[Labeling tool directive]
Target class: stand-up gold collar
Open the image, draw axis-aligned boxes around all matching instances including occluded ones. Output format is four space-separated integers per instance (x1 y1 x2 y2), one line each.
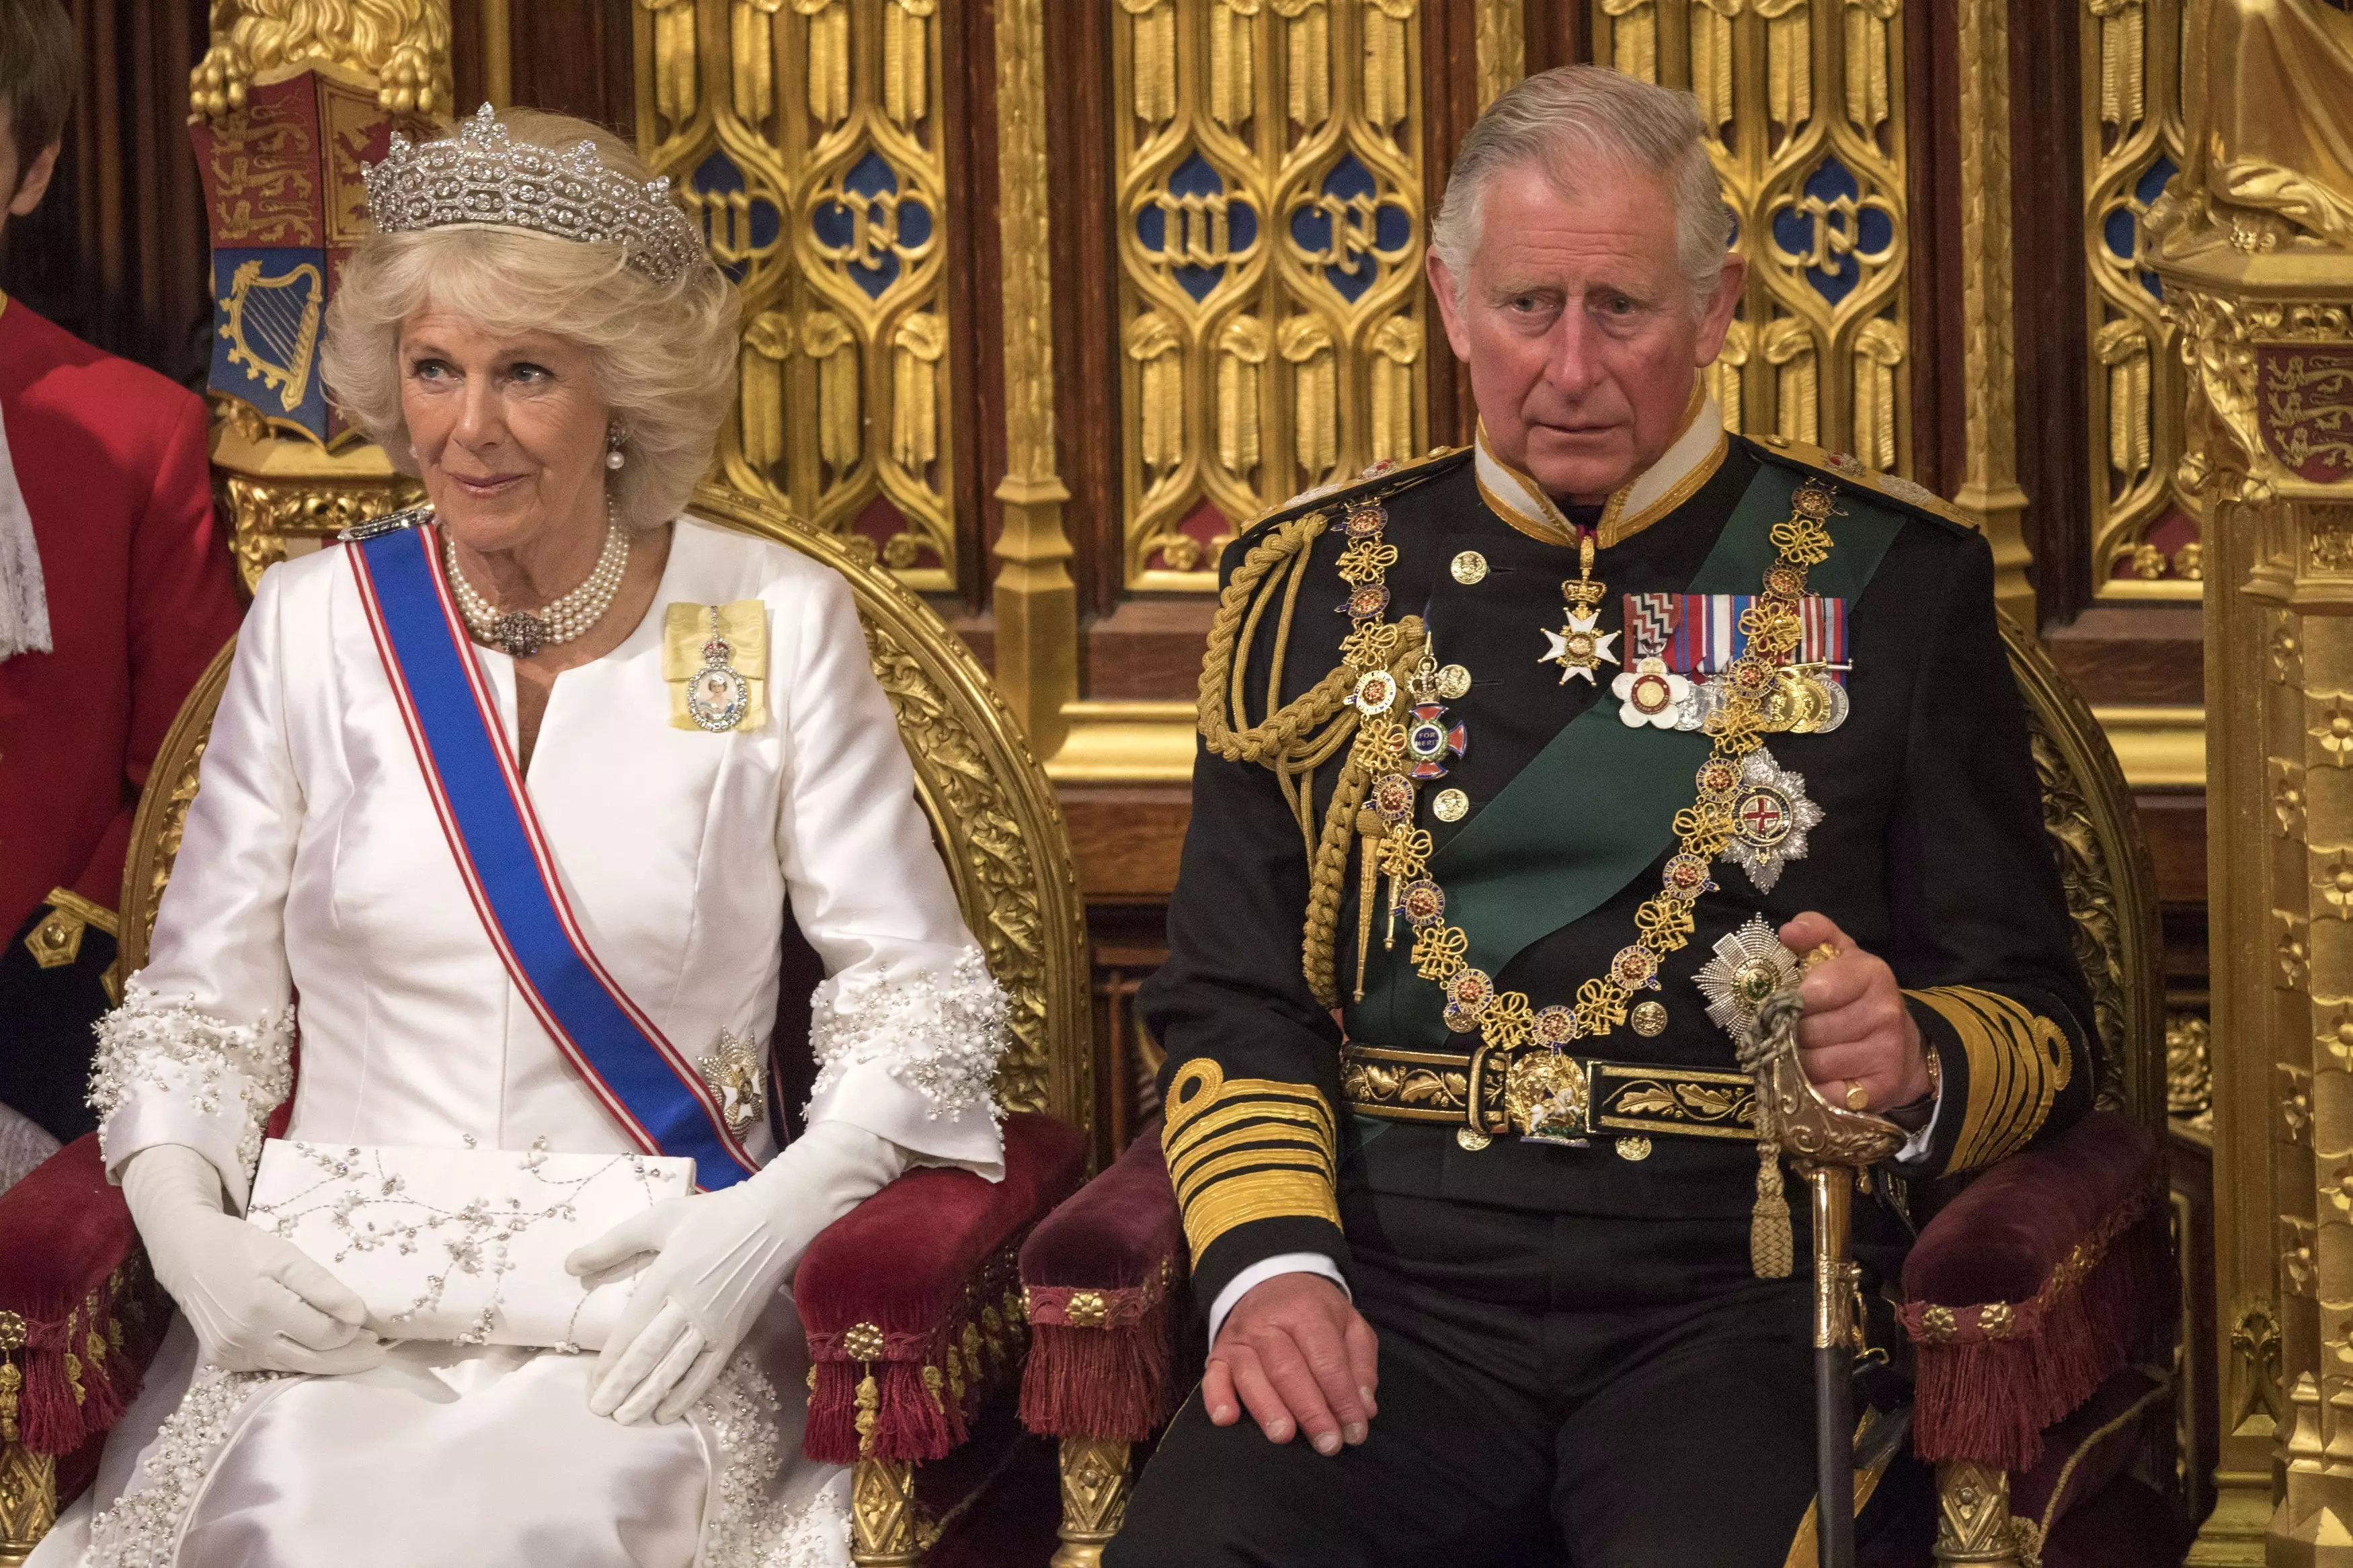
1474 383 1728 550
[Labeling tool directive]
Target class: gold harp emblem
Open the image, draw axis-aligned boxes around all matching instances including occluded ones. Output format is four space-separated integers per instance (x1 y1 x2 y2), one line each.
218 257 325 413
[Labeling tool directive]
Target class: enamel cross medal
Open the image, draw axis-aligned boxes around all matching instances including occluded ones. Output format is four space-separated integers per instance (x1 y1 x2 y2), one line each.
686 607 752 733
1539 532 1619 685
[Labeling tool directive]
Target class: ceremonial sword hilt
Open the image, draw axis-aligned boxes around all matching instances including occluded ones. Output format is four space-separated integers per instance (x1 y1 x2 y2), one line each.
1744 983 1905 1568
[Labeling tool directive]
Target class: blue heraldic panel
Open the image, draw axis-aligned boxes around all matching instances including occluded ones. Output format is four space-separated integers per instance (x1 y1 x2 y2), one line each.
210 245 332 442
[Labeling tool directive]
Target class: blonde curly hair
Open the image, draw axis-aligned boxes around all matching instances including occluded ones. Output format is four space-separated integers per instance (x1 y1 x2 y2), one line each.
321 109 739 530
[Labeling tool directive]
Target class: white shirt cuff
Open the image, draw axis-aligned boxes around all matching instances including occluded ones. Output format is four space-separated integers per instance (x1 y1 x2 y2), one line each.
1207 1253 1349 1346
1891 1067 1947 1168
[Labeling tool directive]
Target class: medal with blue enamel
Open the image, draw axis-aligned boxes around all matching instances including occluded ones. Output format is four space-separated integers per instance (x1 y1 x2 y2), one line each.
1398 657 1468 779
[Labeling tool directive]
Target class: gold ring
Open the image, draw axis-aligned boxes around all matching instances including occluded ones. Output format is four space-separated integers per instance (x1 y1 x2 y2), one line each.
1843 1083 1869 1110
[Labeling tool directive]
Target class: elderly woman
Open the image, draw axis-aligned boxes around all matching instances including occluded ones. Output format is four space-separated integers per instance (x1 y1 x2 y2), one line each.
31 109 1006 1568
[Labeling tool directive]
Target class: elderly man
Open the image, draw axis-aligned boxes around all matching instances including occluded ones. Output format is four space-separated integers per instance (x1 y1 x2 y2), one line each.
1108 67 2093 1567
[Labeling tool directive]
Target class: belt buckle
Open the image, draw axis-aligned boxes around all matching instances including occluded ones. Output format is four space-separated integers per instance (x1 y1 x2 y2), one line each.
1509 1049 1592 1148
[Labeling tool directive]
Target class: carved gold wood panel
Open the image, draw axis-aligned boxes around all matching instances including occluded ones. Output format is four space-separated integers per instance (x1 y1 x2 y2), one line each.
2081 0 2198 599
1113 0 1431 590
1591 0 1912 479
635 0 959 591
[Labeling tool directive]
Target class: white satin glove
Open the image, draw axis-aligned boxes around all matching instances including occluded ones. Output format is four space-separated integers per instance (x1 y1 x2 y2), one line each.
566 1120 905 1425
121 1143 386 1376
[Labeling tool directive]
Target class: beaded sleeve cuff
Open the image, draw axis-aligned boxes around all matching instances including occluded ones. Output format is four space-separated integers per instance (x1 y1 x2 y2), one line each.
87 983 296 1186
806 948 1009 1122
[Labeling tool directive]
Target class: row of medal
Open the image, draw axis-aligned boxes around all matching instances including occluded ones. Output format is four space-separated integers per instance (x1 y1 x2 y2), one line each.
1445 548 1856 736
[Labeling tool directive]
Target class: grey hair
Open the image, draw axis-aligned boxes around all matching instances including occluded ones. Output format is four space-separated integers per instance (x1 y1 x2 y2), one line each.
321 110 739 532
1430 66 1733 315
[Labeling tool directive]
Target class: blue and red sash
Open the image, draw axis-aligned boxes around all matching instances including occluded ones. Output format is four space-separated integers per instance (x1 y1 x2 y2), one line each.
348 521 758 1190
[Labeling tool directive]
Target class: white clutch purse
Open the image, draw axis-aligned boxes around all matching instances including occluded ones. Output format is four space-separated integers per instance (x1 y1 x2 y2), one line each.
245 1139 696 1350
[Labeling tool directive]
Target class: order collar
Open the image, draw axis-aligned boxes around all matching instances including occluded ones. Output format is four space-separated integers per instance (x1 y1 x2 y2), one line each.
1474 382 1728 550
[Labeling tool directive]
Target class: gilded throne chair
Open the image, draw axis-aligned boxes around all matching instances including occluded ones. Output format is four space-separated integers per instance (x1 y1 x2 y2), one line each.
0 481 1099 1568
1016 615 2185 1568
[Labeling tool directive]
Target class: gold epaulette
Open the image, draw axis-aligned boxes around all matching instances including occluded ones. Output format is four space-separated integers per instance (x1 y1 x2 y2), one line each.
1903 985 2074 1171
1743 434 1981 536
1197 446 1467 765
1162 1058 1341 1262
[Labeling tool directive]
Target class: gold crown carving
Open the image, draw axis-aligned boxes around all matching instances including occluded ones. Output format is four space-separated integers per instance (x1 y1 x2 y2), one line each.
363 104 706 286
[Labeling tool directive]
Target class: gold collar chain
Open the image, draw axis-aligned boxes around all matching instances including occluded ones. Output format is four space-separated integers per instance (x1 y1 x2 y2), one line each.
1342 478 1844 1149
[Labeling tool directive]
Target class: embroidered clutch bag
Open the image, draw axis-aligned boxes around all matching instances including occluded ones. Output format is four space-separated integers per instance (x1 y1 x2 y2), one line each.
245 1139 696 1350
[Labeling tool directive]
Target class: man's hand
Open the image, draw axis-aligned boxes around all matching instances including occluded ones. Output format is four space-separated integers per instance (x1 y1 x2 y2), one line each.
1204 1272 1378 1456
1778 911 1931 1113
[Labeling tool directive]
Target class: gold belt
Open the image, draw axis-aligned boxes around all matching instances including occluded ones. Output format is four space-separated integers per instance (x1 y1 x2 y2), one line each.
1341 1042 1758 1146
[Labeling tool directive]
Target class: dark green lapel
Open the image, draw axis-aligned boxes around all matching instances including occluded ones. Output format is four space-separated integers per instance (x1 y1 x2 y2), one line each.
1349 460 1903 1046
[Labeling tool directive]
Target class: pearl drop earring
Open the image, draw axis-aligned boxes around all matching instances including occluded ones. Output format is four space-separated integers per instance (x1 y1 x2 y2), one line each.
606 446 626 470
606 424 628 470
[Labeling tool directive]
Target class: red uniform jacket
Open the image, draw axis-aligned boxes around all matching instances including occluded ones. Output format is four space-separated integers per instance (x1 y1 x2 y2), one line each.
0 296 242 939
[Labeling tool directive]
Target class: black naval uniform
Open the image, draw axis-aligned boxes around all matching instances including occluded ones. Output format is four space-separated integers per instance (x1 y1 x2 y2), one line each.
1107 432 2098 1568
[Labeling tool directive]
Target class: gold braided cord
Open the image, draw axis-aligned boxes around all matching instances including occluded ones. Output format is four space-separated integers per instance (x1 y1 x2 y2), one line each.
1192 458 1459 1009
1197 513 1360 766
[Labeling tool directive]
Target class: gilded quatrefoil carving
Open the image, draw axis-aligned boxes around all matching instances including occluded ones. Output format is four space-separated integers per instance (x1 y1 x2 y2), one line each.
2311 697 2353 768
2319 1005 2353 1071
2276 762 2309 837
2317 853 2353 920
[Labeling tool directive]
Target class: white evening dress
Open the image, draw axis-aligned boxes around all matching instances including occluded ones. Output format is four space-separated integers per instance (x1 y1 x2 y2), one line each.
30 516 1010 1568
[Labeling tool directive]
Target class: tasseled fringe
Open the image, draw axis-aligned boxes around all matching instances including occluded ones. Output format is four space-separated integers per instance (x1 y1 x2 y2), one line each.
801 1245 1029 1467
17 1257 167 1457
1907 1192 2171 1473
1019 1288 1177 1442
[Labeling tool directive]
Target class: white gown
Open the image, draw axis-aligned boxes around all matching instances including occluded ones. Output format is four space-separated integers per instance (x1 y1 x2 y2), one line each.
34 516 1009 1568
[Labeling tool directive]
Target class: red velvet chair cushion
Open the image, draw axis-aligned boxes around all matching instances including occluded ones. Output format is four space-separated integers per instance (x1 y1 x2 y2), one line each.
0 1134 165 1458
1018 1117 1185 1442
1899 1110 2172 1471
794 1112 1087 1464
2007 1364 2169 1546
1903 1110 2158 1309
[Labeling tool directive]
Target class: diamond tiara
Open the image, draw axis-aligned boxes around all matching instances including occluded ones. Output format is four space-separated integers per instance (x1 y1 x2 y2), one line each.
363 104 707 286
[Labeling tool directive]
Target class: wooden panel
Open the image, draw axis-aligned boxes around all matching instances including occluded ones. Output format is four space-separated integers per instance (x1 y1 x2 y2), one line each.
2008 0 2096 624
1084 599 1213 699
1043 0 1125 620
1063 784 1191 902
2044 606 2204 706
505 0 637 130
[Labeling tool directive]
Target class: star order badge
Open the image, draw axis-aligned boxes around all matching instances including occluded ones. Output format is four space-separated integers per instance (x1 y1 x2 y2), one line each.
1721 747 1824 893
697 1029 767 1137
1696 915 1804 1049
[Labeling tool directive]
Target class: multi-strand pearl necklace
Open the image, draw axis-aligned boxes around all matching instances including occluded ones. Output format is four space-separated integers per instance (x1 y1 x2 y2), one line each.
444 508 631 657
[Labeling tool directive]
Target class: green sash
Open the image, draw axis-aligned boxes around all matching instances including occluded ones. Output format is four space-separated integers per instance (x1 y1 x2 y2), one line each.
1348 460 1902 1046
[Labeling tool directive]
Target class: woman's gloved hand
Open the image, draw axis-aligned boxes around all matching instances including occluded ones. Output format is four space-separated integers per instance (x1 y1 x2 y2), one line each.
566 1120 904 1424
120 1143 385 1375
